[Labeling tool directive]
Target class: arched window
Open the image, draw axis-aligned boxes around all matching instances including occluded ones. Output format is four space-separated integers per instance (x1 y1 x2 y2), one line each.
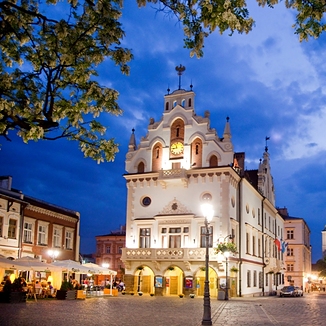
137 162 145 173
173 101 177 107
176 127 180 138
195 144 199 155
209 155 218 167
181 99 185 107
152 143 163 171
165 102 169 111
188 98 192 107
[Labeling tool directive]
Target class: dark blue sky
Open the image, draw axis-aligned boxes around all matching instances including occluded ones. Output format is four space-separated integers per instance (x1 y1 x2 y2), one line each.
1 2 326 262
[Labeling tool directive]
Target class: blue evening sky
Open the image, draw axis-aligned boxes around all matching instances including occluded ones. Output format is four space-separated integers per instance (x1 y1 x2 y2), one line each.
1 2 326 262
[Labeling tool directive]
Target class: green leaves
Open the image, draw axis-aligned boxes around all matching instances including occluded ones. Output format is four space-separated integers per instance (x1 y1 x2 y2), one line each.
0 0 132 162
137 0 255 58
214 241 238 254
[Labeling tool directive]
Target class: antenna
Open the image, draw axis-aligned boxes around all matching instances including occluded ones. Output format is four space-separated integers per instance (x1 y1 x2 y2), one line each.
175 64 186 90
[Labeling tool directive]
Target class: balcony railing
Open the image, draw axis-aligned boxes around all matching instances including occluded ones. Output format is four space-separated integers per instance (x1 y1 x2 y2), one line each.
122 247 219 261
158 169 188 180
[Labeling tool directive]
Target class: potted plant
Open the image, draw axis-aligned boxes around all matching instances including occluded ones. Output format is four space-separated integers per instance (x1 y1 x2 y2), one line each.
214 242 237 255
230 266 239 273
189 293 195 298
56 280 75 300
138 291 143 296
178 293 184 298
150 293 155 297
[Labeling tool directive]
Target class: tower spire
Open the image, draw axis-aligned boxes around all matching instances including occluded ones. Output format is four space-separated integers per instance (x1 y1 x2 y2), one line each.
175 64 186 90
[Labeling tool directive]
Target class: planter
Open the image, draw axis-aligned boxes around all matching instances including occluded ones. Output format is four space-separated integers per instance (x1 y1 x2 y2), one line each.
0 292 26 303
150 293 154 297
76 290 86 299
121 291 126 295
179 294 184 298
189 294 195 298
56 290 67 300
138 292 143 296
66 290 77 300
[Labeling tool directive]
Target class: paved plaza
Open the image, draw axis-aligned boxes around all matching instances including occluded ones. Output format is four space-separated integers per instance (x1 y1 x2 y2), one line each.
0 292 325 326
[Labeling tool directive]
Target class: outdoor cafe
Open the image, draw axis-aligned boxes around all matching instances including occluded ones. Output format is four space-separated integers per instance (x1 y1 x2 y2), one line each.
0 256 117 301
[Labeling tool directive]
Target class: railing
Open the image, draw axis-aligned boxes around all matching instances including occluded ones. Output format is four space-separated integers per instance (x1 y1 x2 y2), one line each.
158 169 188 180
122 247 219 261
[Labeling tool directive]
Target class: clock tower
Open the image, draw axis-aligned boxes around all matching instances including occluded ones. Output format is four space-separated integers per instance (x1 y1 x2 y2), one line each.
122 66 284 298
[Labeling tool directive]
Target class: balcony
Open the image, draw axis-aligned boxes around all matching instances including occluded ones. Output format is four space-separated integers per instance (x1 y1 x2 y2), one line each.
122 247 219 261
158 169 188 188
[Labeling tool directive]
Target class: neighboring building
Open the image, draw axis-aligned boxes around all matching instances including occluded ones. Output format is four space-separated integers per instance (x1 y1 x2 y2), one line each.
278 207 311 290
0 176 28 259
95 225 126 280
121 67 285 297
0 176 80 263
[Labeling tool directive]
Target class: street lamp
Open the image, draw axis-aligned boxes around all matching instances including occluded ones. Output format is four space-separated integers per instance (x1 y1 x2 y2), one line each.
201 203 214 326
48 249 59 262
224 251 230 300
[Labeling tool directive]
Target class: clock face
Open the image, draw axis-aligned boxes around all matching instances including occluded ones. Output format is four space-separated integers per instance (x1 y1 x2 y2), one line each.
171 142 184 155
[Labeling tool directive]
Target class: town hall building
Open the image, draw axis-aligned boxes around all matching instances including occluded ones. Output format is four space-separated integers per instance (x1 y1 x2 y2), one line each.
121 66 285 297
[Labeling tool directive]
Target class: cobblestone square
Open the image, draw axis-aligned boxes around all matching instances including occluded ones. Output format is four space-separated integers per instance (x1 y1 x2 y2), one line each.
1 292 325 326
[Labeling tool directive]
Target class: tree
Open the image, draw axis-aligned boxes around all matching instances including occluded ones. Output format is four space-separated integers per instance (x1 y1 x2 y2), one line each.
138 0 326 57
316 257 326 278
0 0 132 163
1 0 325 163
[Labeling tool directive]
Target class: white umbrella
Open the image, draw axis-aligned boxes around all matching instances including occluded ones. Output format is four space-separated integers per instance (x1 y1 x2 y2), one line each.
13 256 62 272
83 263 117 275
0 257 16 269
52 260 93 274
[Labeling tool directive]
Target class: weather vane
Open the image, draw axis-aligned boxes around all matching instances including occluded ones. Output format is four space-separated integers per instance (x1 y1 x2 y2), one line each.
175 64 186 90
265 136 270 152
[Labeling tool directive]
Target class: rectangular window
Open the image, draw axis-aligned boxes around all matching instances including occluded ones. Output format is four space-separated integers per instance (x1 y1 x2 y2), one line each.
287 248 294 256
265 273 269 286
169 235 181 248
200 226 213 248
247 271 251 287
258 238 261 257
253 270 257 287
23 222 32 243
8 219 17 239
53 228 61 248
118 246 122 254
259 272 263 288
0 216 3 237
65 231 73 250
246 233 249 253
287 264 294 272
106 246 111 254
252 236 256 256
287 230 294 239
139 228 151 248
38 225 46 245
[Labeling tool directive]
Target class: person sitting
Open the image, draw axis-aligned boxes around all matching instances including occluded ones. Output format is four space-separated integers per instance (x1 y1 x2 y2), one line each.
34 281 43 297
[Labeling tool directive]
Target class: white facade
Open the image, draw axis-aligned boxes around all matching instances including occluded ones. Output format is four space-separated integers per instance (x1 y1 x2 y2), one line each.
121 81 285 297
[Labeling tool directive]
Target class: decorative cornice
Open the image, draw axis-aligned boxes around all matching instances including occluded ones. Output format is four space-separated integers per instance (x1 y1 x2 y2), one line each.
26 205 78 223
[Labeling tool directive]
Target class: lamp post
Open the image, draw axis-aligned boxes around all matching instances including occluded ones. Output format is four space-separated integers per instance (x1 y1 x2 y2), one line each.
224 251 230 300
201 203 214 326
48 249 59 262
